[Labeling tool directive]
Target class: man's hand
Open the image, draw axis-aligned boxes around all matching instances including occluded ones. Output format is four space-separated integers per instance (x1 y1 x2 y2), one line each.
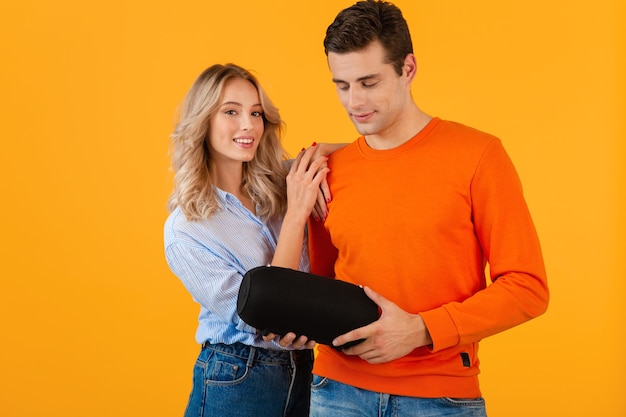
263 332 317 350
332 286 433 364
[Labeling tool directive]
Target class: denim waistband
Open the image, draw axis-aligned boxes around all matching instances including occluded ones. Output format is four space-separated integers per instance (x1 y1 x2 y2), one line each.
201 342 313 366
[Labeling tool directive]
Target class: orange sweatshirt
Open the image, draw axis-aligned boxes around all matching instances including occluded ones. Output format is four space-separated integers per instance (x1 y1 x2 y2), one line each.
308 118 549 398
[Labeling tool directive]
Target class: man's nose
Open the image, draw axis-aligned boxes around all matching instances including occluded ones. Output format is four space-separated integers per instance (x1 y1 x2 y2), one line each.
347 87 365 109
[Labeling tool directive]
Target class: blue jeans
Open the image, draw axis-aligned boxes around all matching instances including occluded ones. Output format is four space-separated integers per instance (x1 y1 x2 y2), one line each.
183 342 313 417
310 376 487 417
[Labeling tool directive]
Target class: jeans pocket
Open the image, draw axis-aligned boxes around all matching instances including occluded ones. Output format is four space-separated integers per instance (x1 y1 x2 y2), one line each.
203 351 249 386
311 375 328 390
441 397 486 408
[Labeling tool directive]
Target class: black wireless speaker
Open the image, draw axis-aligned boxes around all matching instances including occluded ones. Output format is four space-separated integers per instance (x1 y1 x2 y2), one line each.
237 265 380 349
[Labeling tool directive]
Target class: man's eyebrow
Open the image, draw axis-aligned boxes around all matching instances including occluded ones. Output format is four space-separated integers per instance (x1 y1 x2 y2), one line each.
332 73 381 84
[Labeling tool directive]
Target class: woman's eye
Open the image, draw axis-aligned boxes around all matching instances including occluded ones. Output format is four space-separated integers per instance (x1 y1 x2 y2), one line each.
252 111 263 117
225 109 237 115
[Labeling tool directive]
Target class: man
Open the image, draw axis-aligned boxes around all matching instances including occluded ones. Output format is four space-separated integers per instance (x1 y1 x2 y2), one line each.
307 1 549 416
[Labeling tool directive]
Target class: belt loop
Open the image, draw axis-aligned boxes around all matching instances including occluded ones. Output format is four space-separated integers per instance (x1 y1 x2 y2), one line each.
246 346 257 368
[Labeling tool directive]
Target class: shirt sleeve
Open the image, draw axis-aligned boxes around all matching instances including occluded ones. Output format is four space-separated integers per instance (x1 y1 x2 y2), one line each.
421 139 549 351
165 241 256 333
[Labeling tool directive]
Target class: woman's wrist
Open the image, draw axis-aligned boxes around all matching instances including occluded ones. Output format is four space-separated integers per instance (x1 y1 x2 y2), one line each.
282 209 309 229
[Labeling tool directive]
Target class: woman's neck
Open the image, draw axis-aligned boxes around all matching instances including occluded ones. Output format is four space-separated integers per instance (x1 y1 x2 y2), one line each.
212 162 255 214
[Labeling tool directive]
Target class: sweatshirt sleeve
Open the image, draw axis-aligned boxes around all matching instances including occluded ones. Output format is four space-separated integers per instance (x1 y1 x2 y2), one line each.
421 139 549 351
307 217 338 278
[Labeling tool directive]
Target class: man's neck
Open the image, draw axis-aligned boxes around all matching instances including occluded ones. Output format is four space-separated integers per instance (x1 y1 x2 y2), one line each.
364 106 432 150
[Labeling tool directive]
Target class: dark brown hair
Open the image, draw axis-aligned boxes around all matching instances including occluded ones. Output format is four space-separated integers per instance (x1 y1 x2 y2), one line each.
324 0 413 75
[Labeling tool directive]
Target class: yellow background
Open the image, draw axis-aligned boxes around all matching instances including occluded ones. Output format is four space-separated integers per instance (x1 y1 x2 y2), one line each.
1 0 624 416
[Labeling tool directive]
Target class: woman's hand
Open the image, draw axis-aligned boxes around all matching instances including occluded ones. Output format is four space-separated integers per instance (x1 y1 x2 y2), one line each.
263 332 317 350
271 146 329 269
304 142 347 220
270 143 338 269
285 145 330 222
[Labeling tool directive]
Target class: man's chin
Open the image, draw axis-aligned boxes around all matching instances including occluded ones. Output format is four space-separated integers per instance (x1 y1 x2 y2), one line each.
353 124 375 136
350 119 377 136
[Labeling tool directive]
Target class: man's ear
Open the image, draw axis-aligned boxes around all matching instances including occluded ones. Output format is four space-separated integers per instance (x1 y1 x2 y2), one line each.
403 53 418 83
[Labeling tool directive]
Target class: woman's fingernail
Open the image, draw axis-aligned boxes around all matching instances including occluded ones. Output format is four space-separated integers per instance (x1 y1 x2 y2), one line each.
312 141 317 146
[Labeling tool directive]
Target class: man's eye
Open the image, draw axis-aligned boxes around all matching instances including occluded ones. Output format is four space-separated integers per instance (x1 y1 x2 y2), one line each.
363 82 378 88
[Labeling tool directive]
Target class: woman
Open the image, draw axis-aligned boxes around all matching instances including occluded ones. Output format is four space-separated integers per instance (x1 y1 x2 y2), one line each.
164 63 330 417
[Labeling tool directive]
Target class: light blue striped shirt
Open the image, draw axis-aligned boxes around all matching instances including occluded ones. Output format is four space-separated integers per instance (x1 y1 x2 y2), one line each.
164 188 309 349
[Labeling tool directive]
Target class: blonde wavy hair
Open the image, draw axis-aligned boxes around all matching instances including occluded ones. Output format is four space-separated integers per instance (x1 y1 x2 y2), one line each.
167 63 289 221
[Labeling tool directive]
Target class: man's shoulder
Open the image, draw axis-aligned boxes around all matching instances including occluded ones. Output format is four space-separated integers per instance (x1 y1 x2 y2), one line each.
328 138 360 159
431 119 501 152
437 119 499 141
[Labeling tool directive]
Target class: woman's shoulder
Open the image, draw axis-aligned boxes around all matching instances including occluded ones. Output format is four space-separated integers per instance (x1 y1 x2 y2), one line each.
164 207 217 248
